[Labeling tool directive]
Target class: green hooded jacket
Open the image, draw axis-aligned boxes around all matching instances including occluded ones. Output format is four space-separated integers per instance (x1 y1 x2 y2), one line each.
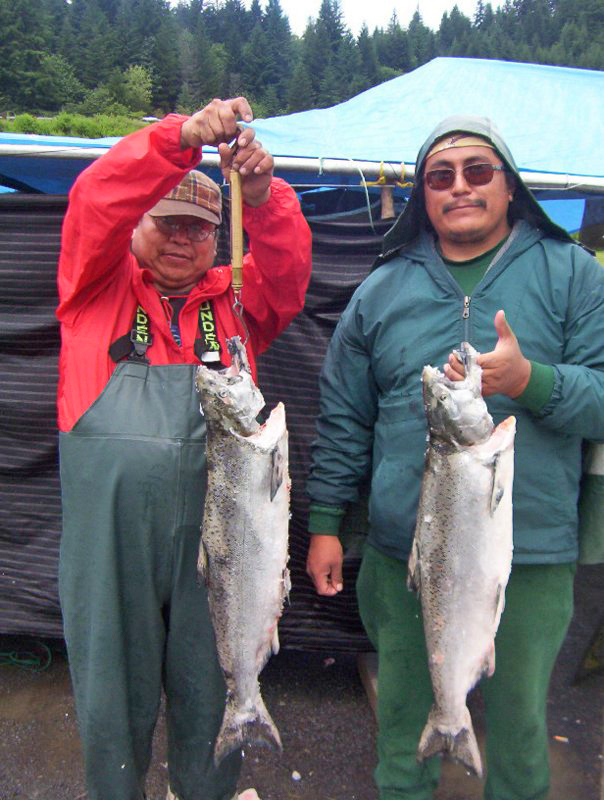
307 116 604 564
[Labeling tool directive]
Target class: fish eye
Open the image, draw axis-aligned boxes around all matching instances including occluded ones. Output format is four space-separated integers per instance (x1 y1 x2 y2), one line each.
439 393 448 401
218 389 229 398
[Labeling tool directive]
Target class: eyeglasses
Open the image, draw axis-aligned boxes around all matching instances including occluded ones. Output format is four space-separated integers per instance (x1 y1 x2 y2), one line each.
151 216 216 242
424 163 507 191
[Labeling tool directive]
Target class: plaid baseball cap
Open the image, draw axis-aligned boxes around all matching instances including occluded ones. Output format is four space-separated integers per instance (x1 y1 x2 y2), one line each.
148 170 222 225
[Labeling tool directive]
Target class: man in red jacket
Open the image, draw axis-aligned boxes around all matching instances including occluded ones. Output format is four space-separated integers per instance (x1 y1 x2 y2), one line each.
57 97 311 800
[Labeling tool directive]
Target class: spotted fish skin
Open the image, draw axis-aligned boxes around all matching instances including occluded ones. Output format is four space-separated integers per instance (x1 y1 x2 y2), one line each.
408 343 516 778
196 337 290 766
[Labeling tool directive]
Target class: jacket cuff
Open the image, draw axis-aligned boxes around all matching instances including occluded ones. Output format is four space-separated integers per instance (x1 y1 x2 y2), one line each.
515 361 555 413
242 178 296 225
308 504 345 535
148 114 201 168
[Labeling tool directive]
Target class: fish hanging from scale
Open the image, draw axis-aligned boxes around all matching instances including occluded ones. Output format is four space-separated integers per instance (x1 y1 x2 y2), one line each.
408 342 516 778
196 336 290 766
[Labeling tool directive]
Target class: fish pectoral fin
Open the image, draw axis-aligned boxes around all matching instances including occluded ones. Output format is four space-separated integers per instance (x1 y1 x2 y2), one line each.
282 566 292 603
493 582 505 621
271 626 280 655
407 537 421 595
486 641 496 678
489 453 506 516
197 538 210 586
270 445 285 501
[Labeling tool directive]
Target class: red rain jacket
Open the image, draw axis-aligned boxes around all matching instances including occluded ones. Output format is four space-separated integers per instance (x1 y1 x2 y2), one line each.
56 114 312 432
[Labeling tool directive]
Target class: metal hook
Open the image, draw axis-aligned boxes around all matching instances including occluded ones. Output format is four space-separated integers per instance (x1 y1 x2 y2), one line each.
232 290 250 346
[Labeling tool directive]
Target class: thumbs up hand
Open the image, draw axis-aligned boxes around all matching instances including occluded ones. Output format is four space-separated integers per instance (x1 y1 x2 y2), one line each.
477 310 531 397
444 310 531 398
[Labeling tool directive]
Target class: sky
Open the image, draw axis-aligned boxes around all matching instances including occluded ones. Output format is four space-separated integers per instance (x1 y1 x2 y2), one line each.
264 0 502 36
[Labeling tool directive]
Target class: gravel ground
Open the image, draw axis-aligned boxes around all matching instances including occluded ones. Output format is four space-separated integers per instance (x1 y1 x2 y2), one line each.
0 565 602 800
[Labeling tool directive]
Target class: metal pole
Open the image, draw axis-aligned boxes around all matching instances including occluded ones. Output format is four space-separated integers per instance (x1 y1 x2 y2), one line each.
2 143 604 193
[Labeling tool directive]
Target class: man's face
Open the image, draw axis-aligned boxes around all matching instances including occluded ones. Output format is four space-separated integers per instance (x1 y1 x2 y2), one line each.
423 145 514 254
131 214 217 294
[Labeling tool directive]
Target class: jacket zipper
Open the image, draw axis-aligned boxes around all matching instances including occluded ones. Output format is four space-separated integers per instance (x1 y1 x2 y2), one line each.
458 223 523 344
462 295 471 342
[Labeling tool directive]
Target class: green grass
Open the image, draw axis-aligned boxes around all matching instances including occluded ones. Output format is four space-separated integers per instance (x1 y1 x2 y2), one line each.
595 250 604 266
0 112 146 137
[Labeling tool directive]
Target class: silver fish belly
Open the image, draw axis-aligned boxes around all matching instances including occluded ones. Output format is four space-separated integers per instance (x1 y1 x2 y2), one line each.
196 337 290 766
408 343 516 778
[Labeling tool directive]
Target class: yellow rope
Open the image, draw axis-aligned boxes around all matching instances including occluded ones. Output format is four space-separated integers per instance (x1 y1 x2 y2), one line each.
361 161 414 189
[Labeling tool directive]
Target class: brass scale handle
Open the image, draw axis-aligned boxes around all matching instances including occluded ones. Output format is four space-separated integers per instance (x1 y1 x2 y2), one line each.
229 168 243 293
229 166 250 344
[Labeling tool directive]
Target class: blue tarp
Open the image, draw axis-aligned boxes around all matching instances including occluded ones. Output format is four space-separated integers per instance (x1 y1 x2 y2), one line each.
539 198 585 233
252 58 604 179
1 58 603 197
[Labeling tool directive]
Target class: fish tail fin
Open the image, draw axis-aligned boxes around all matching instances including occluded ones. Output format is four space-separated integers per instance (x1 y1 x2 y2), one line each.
417 706 483 778
214 693 282 767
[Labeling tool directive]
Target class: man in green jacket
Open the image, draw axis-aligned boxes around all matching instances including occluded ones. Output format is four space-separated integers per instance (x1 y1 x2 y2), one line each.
306 116 604 800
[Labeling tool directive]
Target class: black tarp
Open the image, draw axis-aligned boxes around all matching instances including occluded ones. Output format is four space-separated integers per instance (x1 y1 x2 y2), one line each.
0 188 394 649
0 195 65 636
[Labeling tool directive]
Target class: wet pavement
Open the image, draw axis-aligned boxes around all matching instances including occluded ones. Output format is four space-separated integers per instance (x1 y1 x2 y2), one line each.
0 565 602 800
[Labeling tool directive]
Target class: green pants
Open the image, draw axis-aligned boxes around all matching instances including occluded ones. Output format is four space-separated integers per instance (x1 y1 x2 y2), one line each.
357 543 575 800
59 362 241 800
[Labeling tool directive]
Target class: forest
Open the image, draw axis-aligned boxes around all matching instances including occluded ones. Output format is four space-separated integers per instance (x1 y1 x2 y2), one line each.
1 0 603 121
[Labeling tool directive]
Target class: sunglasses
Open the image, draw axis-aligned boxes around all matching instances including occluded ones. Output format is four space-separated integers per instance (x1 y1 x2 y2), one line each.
424 163 507 191
152 216 216 242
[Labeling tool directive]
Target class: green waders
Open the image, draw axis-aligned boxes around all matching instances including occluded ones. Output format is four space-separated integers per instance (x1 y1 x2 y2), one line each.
356 543 575 800
59 362 241 800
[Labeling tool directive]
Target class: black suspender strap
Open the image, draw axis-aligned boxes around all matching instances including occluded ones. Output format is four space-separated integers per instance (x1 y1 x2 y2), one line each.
109 301 223 367
109 305 153 364
194 300 222 364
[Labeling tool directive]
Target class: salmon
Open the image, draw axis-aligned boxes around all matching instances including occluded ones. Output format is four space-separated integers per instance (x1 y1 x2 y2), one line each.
196 336 290 765
408 343 516 778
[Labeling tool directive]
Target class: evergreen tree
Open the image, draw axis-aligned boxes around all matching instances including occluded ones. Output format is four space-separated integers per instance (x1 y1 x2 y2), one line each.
114 0 165 69
474 0 488 27
187 19 227 107
241 23 272 100
376 12 413 72
317 62 341 107
97 0 120 22
408 10 435 66
0 0 51 109
262 0 293 105
61 0 119 88
248 0 263 30
334 32 366 101
147 13 181 112
357 24 381 89
300 20 333 100
41 0 68 53
174 0 203 30
316 0 347 49
287 58 314 112
438 6 472 55
2 0 604 119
